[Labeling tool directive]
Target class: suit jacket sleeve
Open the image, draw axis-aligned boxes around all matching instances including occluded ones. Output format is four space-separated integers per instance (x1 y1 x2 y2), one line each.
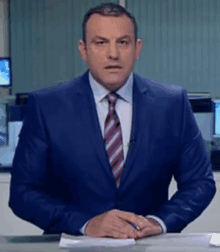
8 92 93 235
154 89 216 232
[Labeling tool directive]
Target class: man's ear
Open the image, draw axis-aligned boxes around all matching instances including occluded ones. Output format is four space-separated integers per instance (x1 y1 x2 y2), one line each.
135 39 143 62
78 39 87 62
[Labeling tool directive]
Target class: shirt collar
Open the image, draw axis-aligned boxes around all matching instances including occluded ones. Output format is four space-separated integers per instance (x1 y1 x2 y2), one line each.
89 71 133 104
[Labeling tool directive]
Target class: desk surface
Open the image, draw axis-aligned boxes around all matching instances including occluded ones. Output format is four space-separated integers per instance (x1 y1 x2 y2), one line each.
0 233 219 252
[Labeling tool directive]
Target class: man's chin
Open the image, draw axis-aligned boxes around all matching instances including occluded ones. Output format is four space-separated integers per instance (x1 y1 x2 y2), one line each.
103 80 125 91
102 76 127 89
91 73 128 90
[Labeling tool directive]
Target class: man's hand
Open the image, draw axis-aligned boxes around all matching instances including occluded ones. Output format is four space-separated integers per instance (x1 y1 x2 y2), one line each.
85 209 162 239
134 216 163 240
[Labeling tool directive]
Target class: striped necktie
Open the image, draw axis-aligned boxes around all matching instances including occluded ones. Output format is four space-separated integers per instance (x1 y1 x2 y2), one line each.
104 92 124 187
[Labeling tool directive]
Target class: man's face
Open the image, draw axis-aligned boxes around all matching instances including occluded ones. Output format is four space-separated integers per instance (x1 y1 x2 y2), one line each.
78 14 143 91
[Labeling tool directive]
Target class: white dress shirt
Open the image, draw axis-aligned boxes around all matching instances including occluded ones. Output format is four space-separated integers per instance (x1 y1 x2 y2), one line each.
79 72 167 234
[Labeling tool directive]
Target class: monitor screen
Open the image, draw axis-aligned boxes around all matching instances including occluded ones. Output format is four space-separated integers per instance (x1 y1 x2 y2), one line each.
0 57 11 86
213 100 220 136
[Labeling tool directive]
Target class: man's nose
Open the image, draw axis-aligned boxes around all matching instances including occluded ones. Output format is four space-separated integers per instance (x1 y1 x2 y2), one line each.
107 43 119 60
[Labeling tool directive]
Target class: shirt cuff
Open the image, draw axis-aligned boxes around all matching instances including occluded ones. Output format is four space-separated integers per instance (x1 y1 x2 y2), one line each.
146 215 167 233
79 220 90 235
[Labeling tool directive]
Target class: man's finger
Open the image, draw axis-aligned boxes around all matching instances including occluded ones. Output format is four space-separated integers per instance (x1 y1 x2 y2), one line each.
137 225 162 239
110 219 139 238
99 213 139 238
112 210 145 230
108 222 135 236
103 228 132 239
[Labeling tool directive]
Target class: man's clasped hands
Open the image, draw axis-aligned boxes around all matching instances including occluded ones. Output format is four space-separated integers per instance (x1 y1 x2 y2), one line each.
85 209 162 239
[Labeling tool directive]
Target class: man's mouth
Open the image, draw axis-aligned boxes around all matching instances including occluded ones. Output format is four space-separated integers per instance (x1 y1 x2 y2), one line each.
105 66 122 69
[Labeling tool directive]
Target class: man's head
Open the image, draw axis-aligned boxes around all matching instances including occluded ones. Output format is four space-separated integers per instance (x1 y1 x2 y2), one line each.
78 2 143 91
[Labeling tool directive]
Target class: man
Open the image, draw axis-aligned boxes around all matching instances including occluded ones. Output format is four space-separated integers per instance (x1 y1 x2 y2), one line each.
9 2 216 239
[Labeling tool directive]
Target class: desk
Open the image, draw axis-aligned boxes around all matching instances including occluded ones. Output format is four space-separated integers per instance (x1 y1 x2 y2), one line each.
0 234 219 252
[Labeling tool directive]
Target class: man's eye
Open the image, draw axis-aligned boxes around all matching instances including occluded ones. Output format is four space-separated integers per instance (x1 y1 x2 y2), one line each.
120 40 128 45
95 41 105 45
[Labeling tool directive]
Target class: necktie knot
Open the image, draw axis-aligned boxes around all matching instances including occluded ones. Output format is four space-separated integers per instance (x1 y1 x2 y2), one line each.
106 92 118 108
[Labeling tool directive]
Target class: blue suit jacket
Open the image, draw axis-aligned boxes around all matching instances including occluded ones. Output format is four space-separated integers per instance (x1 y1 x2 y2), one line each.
9 71 216 235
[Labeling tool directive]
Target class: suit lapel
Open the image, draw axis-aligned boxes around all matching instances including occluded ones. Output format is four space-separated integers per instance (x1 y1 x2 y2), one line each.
74 71 116 183
120 74 155 189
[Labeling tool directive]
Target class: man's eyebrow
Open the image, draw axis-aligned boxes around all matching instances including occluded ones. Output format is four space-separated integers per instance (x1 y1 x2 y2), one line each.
93 35 131 40
117 35 131 40
93 36 108 40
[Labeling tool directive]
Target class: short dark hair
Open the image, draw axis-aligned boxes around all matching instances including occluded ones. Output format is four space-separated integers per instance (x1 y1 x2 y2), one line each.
82 2 138 43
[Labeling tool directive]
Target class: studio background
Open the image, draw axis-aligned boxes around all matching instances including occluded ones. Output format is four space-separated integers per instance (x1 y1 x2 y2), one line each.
7 0 220 98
